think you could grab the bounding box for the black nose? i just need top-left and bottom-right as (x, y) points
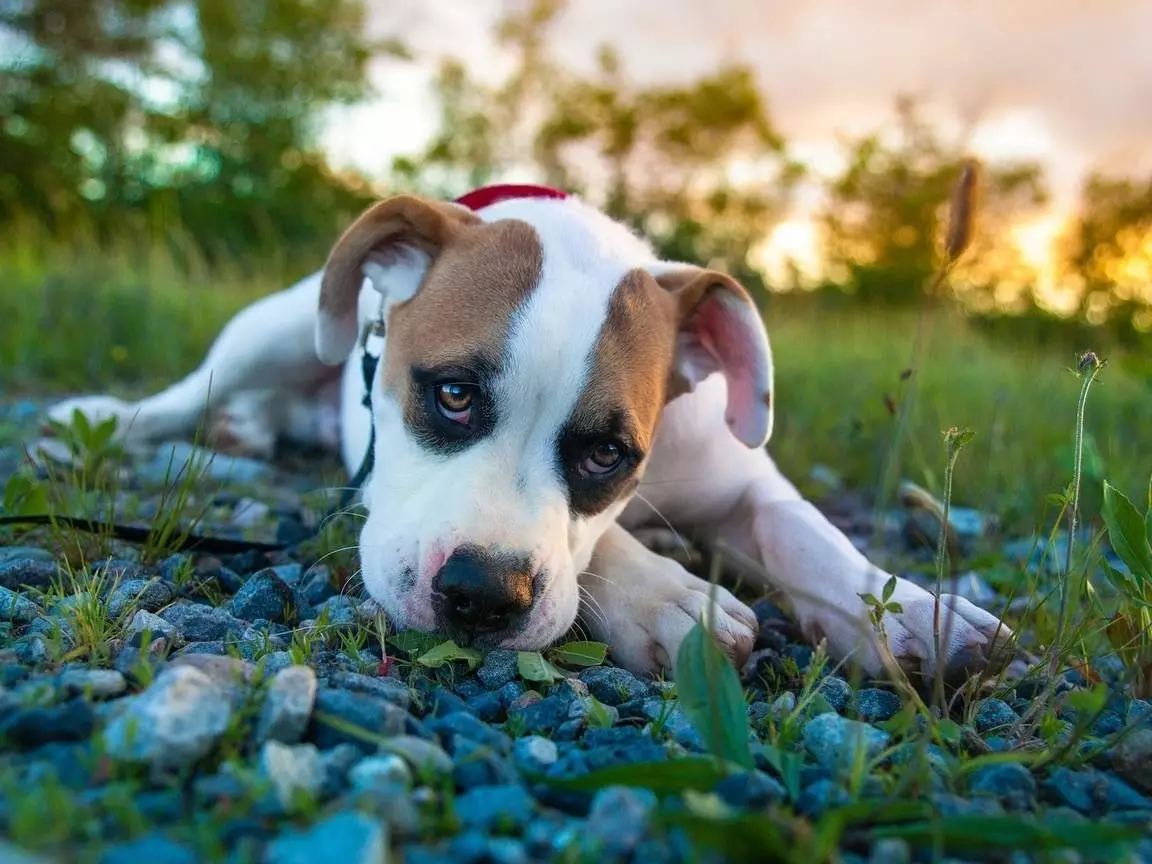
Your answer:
(432, 545), (536, 635)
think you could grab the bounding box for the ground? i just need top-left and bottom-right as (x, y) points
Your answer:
(0, 300), (1150, 863)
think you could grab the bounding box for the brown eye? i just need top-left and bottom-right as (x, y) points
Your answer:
(435, 383), (474, 422)
(581, 441), (622, 475)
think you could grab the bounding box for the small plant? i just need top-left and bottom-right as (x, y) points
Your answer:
(1099, 474), (1152, 697)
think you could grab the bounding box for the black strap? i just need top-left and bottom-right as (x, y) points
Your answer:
(0, 349), (382, 556)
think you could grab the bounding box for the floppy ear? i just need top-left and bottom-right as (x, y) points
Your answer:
(646, 263), (774, 448)
(315, 194), (480, 365)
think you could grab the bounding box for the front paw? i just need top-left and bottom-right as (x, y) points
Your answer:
(597, 573), (757, 679)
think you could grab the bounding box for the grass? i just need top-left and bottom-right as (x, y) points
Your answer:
(2, 220), (1152, 862)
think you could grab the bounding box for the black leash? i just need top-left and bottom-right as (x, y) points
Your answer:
(0, 333), (382, 557)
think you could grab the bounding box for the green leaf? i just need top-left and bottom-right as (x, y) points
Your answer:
(1045, 492), (1068, 508)
(934, 718), (962, 747)
(871, 814), (1142, 854)
(547, 640), (608, 668)
(585, 694), (615, 729)
(674, 616), (755, 769)
(881, 575), (897, 603)
(885, 601), (903, 614)
(1101, 562), (1138, 599)
(517, 651), (565, 682)
(1102, 481), (1152, 582)
(540, 756), (732, 793)
(859, 593), (880, 608)
(386, 630), (442, 658)
(415, 639), (482, 670)
(752, 742), (803, 801)
(2, 474), (49, 517)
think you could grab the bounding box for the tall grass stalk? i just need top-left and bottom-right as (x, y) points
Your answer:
(932, 426), (974, 712)
(1049, 352), (1106, 679)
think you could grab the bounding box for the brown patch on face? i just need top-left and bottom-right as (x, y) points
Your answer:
(576, 269), (680, 455)
(382, 218), (544, 396)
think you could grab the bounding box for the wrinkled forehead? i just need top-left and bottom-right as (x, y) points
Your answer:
(382, 211), (677, 450)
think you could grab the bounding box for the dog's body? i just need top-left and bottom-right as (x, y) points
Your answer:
(46, 187), (1010, 678)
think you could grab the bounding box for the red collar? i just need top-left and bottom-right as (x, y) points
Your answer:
(454, 184), (568, 211)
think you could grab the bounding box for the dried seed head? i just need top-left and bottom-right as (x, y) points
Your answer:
(945, 158), (979, 262)
(1077, 351), (1100, 374)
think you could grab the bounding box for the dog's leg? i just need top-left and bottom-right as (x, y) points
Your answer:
(578, 522), (757, 677)
(706, 454), (1014, 681)
(45, 272), (328, 449)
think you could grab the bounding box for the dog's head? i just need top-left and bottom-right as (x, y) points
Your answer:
(314, 192), (773, 648)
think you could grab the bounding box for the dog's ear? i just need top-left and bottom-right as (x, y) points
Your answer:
(316, 195), (481, 364)
(647, 263), (774, 448)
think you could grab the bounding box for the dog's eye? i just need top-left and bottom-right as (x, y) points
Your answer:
(581, 441), (623, 475)
(435, 383), (474, 423)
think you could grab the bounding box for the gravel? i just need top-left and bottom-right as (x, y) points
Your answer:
(2, 409), (1150, 862)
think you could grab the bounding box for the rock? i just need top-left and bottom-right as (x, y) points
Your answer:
(1113, 728), (1152, 792)
(159, 601), (243, 641)
(327, 671), (411, 709)
(312, 595), (358, 627)
(98, 832), (197, 864)
(349, 754), (412, 790)
(0, 697), (95, 747)
(432, 711), (512, 755)
(171, 640), (225, 657)
(509, 694), (569, 735)
(455, 784), (535, 832)
(257, 664), (317, 745)
(583, 786), (656, 857)
(102, 665), (233, 772)
(307, 689), (410, 752)
(0, 546), (55, 565)
(452, 736), (517, 789)
(231, 498), (271, 528)
(974, 698), (1019, 734)
(968, 762), (1037, 810)
(803, 713), (890, 774)
(772, 692), (797, 717)
(579, 666), (648, 706)
(263, 810), (387, 864)
(124, 610), (179, 646)
(106, 579), (174, 619)
(817, 676), (853, 713)
(143, 442), (271, 485)
(716, 770), (788, 807)
(0, 586), (42, 624)
(57, 668), (127, 699)
(227, 568), (294, 623)
(380, 735), (453, 777)
(513, 735), (558, 772)
(853, 688), (901, 722)
(796, 778), (850, 815)
(259, 740), (325, 808)
(0, 557), (57, 591)
(476, 649), (520, 690)
(169, 653), (257, 692)
(1042, 767), (1152, 815)
(299, 567), (337, 606)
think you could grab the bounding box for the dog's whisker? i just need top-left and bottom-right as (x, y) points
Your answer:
(578, 569), (616, 587)
(576, 585), (609, 635)
(633, 492), (692, 558)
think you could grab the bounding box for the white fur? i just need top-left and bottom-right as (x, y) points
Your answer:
(45, 193), (1013, 679)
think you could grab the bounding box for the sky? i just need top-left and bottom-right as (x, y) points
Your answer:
(320, 0), (1152, 280)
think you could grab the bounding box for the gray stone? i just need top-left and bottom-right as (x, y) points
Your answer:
(307, 688), (409, 752)
(257, 664), (317, 745)
(803, 713), (890, 774)
(127, 610), (182, 644)
(380, 735), (453, 777)
(454, 784), (535, 832)
(259, 740), (325, 808)
(327, 671), (410, 709)
(968, 762), (1037, 810)
(974, 698), (1019, 734)
(1113, 728), (1152, 792)
(477, 649), (519, 689)
(0, 586), (42, 624)
(57, 668), (127, 699)
(102, 665), (234, 772)
(0, 697), (95, 747)
(513, 735), (558, 772)
(228, 568), (294, 623)
(583, 786), (656, 857)
(159, 600), (244, 641)
(579, 666), (648, 706)
(349, 754), (412, 790)
(143, 442), (271, 485)
(0, 546), (55, 565)
(1042, 767), (1152, 815)
(853, 688), (901, 722)
(263, 810), (387, 864)
(106, 579), (174, 619)
(0, 557), (58, 591)
(817, 676), (852, 713)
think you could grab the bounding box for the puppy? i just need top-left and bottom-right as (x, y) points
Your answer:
(45, 186), (1012, 678)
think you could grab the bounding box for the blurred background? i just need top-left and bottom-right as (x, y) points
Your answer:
(1, 0), (1149, 523)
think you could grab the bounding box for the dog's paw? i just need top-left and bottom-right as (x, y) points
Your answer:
(800, 577), (1014, 683)
(43, 396), (139, 439)
(593, 569), (757, 679)
(208, 409), (277, 460)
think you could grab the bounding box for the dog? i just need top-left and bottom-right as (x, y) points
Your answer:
(44, 184), (1012, 679)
